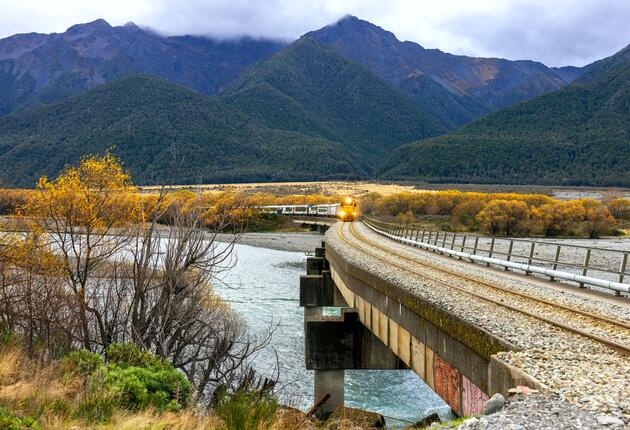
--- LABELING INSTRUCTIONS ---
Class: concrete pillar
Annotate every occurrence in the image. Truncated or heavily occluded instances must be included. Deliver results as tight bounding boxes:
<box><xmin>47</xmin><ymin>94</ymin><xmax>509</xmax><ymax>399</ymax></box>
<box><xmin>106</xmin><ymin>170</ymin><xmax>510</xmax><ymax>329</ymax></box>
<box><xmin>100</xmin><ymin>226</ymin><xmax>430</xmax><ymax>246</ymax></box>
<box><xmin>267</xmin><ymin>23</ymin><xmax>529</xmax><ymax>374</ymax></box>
<box><xmin>314</xmin><ymin>369</ymin><xmax>344</xmax><ymax>418</ymax></box>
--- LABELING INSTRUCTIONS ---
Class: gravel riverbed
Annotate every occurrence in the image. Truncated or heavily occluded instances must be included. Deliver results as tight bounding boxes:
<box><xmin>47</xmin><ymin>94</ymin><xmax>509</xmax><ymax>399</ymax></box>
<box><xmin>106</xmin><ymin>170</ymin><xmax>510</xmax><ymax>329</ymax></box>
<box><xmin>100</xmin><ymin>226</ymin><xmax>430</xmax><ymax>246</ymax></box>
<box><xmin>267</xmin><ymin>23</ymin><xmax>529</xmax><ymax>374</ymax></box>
<box><xmin>326</xmin><ymin>222</ymin><xmax>630</xmax><ymax>426</ymax></box>
<box><xmin>215</xmin><ymin>231</ymin><xmax>324</xmax><ymax>253</ymax></box>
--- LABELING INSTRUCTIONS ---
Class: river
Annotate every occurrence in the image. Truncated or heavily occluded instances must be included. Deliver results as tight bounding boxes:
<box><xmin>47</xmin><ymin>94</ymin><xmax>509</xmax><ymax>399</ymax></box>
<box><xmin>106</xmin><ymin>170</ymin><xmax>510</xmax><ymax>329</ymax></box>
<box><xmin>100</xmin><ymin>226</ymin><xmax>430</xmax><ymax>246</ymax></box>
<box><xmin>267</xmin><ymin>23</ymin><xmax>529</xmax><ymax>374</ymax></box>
<box><xmin>214</xmin><ymin>242</ymin><xmax>450</xmax><ymax>427</ymax></box>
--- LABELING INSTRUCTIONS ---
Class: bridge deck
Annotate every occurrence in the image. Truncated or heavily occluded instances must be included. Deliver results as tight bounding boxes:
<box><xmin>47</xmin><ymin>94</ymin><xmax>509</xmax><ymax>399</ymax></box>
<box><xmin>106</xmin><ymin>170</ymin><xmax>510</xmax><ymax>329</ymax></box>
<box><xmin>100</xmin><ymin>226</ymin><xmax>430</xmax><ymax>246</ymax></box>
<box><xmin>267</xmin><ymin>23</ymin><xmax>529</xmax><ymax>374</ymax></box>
<box><xmin>326</xmin><ymin>221</ymin><xmax>629</xmax><ymax>424</ymax></box>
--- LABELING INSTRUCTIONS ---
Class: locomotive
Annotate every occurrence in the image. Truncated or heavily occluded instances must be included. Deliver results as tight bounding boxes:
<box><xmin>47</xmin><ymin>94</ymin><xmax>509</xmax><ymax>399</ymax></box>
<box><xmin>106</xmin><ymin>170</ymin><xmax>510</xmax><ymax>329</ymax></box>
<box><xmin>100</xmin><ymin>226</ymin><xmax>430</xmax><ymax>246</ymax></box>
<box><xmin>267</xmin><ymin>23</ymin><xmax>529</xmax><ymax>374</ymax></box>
<box><xmin>338</xmin><ymin>197</ymin><xmax>358</xmax><ymax>222</ymax></box>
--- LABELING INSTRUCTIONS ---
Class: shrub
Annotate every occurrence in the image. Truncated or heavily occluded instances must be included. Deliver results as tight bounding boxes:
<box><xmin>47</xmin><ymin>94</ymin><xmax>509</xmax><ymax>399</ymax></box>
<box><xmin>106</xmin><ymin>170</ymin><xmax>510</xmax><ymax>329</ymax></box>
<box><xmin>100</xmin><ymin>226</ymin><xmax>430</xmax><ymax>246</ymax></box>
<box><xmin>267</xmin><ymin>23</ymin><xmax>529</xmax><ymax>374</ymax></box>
<box><xmin>532</xmin><ymin>201</ymin><xmax>585</xmax><ymax>237</ymax></box>
<box><xmin>0</xmin><ymin>406</ymin><xmax>41</xmax><ymax>430</ymax></box>
<box><xmin>450</xmin><ymin>200</ymin><xmax>485</xmax><ymax>226</ymax></box>
<box><xmin>101</xmin><ymin>364</ymin><xmax>191</xmax><ymax>411</ymax></box>
<box><xmin>62</xmin><ymin>350</ymin><xmax>104</xmax><ymax>376</ymax></box>
<box><xmin>215</xmin><ymin>390</ymin><xmax>278</xmax><ymax>430</ymax></box>
<box><xmin>102</xmin><ymin>343</ymin><xmax>192</xmax><ymax>412</ymax></box>
<box><xmin>579</xmin><ymin>199</ymin><xmax>615</xmax><ymax>238</ymax></box>
<box><xmin>105</xmin><ymin>343</ymin><xmax>163</xmax><ymax>369</ymax></box>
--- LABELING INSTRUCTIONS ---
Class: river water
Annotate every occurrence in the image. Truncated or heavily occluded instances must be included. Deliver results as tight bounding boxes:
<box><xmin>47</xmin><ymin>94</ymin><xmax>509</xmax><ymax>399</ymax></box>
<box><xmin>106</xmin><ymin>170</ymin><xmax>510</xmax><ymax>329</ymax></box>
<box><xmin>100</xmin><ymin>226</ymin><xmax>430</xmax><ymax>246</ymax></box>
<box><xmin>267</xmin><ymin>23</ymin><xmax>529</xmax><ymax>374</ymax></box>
<box><xmin>214</xmin><ymin>243</ymin><xmax>449</xmax><ymax>427</ymax></box>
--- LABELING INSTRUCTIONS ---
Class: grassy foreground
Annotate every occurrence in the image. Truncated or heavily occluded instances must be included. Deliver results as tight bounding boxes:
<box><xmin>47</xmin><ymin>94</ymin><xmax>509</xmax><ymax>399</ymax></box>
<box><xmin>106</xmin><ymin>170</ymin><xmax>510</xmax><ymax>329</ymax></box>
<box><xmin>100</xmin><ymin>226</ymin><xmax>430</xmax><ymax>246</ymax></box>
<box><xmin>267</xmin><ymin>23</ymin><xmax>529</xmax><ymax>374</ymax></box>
<box><xmin>0</xmin><ymin>342</ymin><xmax>384</xmax><ymax>430</ymax></box>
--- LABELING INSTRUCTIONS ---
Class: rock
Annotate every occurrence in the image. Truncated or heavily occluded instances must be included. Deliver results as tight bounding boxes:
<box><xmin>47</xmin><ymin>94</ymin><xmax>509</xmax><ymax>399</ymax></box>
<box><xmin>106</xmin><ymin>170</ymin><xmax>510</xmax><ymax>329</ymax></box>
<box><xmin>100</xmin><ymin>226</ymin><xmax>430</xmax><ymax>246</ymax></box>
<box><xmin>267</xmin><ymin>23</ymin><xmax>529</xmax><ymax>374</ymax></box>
<box><xmin>327</xmin><ymin>406</ymin><xmax>385</xmax><ymax>428</ymax></box>
<box><xmin>595</xmin><ymin>415</ymin><xmax>625</xmax><ymax>427</ymax></box>
<box><xmin>483</xmin><ymin>393</ymin><xmax>506</xmax><ymax>415</ymax></box>
<box><xmin>407</xmin><ymin>412</ymin><xmax>440</xmax><ymax>428</ymax></box>
<box><xmin>458</xmin><ymin>417</ymin><xmax>479</xmax><ymax>429</ymax></box>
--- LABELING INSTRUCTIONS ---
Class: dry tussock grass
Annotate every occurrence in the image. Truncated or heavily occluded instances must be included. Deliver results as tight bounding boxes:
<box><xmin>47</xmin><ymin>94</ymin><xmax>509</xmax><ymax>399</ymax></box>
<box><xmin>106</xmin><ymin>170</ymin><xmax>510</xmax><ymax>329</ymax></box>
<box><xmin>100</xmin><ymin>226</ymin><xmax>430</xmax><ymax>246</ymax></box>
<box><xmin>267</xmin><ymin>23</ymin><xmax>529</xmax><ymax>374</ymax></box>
<box><xmin>0</xmin><ymin>348</ymin><xmax>81</xmax><ymax>420</ymax></box>
<box><xmin>139</xmin><ymin>181</ymin><xmax>421</xmax><ymax>197</ymax></box>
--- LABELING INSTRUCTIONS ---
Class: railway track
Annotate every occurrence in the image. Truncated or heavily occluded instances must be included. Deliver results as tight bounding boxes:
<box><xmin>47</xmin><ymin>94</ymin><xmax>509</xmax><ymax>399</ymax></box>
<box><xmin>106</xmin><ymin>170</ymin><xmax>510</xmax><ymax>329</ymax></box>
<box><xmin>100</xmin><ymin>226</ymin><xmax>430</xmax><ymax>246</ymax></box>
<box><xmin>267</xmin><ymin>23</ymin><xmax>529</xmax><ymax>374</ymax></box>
<box><xmin>335</xmin><ymin>222</ymin><xmax>630</xmax><ymax>356</ymax></box>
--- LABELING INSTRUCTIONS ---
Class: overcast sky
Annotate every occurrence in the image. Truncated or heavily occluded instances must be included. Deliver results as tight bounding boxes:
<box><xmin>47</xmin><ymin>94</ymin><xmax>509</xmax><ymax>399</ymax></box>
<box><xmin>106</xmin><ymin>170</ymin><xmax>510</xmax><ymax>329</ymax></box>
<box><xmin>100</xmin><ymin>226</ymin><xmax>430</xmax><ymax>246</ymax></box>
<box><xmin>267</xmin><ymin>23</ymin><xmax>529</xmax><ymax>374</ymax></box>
<box><xmin>0</xmin><ymin>0</ymin><xmax>628</xmax><ymax>67</ymax></box>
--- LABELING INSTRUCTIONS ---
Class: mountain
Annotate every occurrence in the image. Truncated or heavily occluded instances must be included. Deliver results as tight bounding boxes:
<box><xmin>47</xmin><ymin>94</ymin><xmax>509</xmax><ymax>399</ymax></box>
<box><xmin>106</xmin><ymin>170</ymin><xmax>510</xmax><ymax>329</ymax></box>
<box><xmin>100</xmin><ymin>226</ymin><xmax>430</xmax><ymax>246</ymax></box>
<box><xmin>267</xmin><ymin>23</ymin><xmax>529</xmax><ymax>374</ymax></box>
<box><xmin>220</xmin><ymin>37</ymin><xmax>447</xmax><ymax>166</ymax></box>
<box><xmin>306</xmin><ymin>16</ymin><xmax>580</xmax><ymax>127</ymax></box>
<box><xmin>0</xmin><ymin>75</ymin><xmax>363</xmax><ymax>187</ymax></box>
<box><xmin>0</xmin><ymin>19</ymin><xmax>285</xmax><ymax>116</ymax></box>
<box><xmin>380</xmin><ymin>44</ymin><xmax>630</xmax><ymax>187</ymax></box>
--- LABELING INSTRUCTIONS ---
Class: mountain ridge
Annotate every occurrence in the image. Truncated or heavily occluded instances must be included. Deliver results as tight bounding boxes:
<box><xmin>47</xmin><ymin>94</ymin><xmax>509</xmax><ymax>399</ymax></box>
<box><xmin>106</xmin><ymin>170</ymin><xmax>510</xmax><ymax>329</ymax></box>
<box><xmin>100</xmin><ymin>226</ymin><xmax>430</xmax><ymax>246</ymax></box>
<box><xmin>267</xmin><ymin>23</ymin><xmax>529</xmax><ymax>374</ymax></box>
<box><xmin>379</xmin><ymin>43</ymin><xmax>630</xmax><ymax>187</ymax></box>
<box><xmin>0</xmin><ymin>19</ymin><xmax>286</xmax><ymax>115</ymax></box>
<box><xmin>220</xmin><ymin>36</ymin><xmax>448</xmax><ymax>166</ymax></box>
<box><xmin>305</xmin><ymin>15</ymin><xmax>581</xmax><ymax>126</ymax></box>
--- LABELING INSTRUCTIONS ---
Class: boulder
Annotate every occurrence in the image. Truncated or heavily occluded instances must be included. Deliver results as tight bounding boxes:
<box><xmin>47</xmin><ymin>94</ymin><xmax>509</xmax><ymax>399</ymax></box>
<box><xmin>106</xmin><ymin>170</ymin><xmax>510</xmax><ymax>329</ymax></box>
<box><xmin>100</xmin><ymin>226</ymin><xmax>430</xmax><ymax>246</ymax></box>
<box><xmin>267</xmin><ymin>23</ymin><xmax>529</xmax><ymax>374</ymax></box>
<box><xmin>595</xmin><ymin>415</ymin><xmax>625</xmax><ymax>427</ymax></box>
<box><xmin>483</xmin><ymin>393</ymin><xmax>506</xmax><ymax>415</ymax></box>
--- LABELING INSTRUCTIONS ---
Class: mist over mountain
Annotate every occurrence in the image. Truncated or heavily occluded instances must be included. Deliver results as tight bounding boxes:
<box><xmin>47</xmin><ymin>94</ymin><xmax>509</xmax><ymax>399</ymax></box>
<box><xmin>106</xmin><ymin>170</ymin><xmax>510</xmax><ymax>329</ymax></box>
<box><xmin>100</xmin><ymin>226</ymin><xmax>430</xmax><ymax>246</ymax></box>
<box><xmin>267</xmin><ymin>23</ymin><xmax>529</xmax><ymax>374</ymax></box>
<box><xmin>0</xmin><ymin>19</ymin><xmax>285</xmax><ymax>115</ymax></box>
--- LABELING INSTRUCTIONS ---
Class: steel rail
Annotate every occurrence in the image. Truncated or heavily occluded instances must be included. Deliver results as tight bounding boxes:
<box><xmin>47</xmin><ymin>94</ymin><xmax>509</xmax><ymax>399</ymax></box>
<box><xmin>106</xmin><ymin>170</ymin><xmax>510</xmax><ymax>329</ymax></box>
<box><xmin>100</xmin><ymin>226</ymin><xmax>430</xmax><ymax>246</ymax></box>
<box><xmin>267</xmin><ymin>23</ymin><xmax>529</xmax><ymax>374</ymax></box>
<box><xmin>335</xmin><ymin>223</ymin><xmax>630</xmax><ymax>356</ymax></box>
<box><xmin>362</xmin><ymin>218</ymin><xmax>630</xmax><ymax>295</ymax></box>
<box><xmin>353</xmin><ymin>222</ymin><xmax>630</xmax><ymax>330</ymax></box>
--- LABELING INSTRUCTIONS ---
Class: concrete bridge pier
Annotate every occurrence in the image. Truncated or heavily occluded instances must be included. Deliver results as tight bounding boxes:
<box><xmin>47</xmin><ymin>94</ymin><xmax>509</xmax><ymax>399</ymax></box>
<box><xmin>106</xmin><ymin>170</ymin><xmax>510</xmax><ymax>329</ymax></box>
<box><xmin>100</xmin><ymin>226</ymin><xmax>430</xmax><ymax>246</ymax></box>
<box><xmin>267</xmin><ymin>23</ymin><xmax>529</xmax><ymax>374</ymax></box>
<box><xmin>301</xmin><ymin>247</ymin><xmax>404</xmax><ymax>418</ymax></box>
<box><xmin>313</xmin><ymin>370</ymin><xmax>345</xmax><ymax>417</ymax></box>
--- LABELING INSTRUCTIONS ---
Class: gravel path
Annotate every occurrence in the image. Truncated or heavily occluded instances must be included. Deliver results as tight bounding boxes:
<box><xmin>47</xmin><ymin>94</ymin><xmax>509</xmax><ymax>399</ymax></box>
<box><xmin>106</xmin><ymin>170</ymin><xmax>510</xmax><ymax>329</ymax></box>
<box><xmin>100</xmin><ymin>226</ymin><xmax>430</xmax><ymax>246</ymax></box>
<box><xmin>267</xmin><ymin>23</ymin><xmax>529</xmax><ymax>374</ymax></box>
<box><xmin>326</xmin><ymin>222</ymin><xmax>630</xmax><ymax>425</ymax></box>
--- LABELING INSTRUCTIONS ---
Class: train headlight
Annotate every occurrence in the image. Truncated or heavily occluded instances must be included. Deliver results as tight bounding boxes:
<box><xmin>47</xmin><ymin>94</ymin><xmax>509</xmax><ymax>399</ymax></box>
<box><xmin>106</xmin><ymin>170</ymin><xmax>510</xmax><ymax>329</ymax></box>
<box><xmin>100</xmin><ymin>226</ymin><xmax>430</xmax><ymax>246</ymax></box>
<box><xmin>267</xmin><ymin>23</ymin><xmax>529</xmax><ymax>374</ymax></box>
<box><xmin>339</xmin><ymin>211</ymin><xmax>346</xmax><ymax>217</ymax></box>
<box><xmin>344</xmin><ymin>197</ymin><xmax>353</xmax><ymax>204</ymax></box>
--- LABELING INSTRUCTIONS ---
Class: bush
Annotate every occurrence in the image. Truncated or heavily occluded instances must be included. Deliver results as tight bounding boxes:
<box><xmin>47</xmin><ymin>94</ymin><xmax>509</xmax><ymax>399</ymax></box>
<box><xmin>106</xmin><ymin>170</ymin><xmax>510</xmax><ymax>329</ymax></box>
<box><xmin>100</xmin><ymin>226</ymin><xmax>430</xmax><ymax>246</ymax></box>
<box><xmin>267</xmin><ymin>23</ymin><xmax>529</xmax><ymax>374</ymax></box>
<box><xmin>0</xmin><ymin>406</ymin><xmax>41</xmax><ymax>430</ymax></box>
<box><xmin>451</xmin><ymin>200</ymin><xmax>485</xmax><ymax>226</ymax></box>
<box><xmin>579</xmin><ymin>199</ymin><xmax>615</xmax><ymax>238</ymax></box>
<box><xmin>102</xmin><ymin>343</ymin><xmax>192</xmax><ymax>412</ymax></box>
<box><xmin>105</xmin><ymin>343</ymin><xmax>163</xmax><ymax>369</ymax></box>
<box><xmin>476</xmin><ymin>200</ymin><xmax>531</xmax><ymax>236</ymax></box>
<box><xmin>71</xmin><ymin>343</ymin><xmax>192</xmax><ymax>422</ymax></box>
<box><xmin>215</xmin><ymin>390</ymin><xmax>278</xmax><ymax>430</ymax></box>
<box><xmin>532</xmin><ymin>201</ymin><xmax>584</xmax><ymax>237</ymax></box>
<box><xmin>101</xmin><ymin>364</ymin><xmax>191</xmax><ymax>411</ymax></box>
<box><xmin>62</xmin><ymin>350</ymin><xmax>103</xmax><ymax>376</ymax></box>
<box><xmin>608</xmin><ymin>198</ymin><xmax>630</xmax><ymax>220</ymax></box>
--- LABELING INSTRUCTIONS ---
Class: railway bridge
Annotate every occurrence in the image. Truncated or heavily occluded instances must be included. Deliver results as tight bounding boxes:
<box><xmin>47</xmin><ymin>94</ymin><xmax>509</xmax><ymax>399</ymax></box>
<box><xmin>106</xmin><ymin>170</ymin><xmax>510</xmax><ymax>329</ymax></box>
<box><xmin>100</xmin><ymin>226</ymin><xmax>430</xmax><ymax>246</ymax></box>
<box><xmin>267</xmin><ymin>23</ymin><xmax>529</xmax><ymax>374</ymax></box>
<box><xmin>298</xmin><ymin>217</ymin><xmax>630</xmax><ymax>423</ymax></box>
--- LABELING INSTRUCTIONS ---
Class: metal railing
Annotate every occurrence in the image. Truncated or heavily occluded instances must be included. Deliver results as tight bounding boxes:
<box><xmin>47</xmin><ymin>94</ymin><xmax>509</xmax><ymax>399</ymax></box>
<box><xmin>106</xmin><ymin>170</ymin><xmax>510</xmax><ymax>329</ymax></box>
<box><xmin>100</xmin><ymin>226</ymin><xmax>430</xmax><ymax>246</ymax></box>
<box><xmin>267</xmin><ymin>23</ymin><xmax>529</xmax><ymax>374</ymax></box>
<box><xmin>361</xmin><ymin>216</ymin><xmax>630</xmax><ymax>296</ymax></box>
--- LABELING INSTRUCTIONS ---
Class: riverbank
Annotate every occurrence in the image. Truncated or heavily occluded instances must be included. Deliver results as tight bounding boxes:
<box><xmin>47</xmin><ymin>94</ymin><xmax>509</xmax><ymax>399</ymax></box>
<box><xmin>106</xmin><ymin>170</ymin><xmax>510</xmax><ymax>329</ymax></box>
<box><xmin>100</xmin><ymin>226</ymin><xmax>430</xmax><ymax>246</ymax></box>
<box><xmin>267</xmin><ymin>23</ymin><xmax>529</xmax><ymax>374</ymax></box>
<box><xmin>217</xmin><ymin>231</ymin><xmax>324</xmax><ymax>253</ymax></box>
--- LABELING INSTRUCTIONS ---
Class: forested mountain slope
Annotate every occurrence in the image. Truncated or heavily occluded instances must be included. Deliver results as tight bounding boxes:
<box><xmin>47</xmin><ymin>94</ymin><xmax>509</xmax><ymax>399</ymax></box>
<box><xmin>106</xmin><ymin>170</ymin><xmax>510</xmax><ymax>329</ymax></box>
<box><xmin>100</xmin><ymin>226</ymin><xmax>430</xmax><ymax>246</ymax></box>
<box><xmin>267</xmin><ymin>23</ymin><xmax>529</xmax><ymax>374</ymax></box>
<box><xmin>0</xmin><ymin>76</ymin><xmax>362</xmax><ymax>187</ymax></box>
<box><xmin>380</xmin><ymin>44</ymin><xmax>630</xmax><ymax>187</ymax></box>
<box><xmin>221</xmin><ymin>37</ymin><xmax>447</xmax><ymax>166</ymax></box>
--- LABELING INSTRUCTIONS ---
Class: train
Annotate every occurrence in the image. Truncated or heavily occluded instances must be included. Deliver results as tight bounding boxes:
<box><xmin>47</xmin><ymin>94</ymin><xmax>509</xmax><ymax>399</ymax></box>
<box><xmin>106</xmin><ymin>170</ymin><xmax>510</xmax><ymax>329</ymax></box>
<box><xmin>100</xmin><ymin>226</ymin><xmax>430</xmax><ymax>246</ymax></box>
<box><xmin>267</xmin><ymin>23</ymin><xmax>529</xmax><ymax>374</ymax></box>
<box><xmin>259</xmin><ymin>197</ymin><xmax>358</xmax><ymax>222</ymax></box>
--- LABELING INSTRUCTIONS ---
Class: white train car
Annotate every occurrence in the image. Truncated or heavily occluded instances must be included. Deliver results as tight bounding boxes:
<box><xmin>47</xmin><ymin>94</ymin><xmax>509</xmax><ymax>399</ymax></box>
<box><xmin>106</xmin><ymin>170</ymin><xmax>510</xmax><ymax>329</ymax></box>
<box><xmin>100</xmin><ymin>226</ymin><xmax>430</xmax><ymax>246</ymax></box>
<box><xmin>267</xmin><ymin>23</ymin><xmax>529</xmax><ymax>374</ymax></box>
<box><xmin>258</xmin><ymin>203</ymin><xmax>340</xmax><ymax>217</ymax></box>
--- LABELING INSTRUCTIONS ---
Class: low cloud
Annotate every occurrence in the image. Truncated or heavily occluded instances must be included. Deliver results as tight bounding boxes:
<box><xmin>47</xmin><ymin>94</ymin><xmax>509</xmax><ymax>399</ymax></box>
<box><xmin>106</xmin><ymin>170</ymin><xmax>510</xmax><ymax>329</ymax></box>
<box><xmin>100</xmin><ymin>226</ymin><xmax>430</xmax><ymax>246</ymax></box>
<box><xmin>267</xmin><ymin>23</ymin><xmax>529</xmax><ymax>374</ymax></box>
<box><xmin>0</xmin><ymin>0</ymin><xmax>627</xmax><ymax>66</ymax></box>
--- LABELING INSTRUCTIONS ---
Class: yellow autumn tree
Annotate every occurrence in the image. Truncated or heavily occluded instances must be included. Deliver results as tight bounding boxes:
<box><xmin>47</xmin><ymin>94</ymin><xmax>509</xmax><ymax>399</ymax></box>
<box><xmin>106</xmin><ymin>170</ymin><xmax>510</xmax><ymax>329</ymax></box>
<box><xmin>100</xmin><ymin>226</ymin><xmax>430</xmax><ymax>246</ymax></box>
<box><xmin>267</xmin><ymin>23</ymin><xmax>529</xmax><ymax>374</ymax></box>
<box><xmin>532</xmin><ymin>201</ymin><xmax>585</xmax><ymax>237</ymax></box>
<box><xmin>578</xmin><ymin>199</ymin><xmax>615</xmax><ymax>238</ymax></box>
<box><xmin>476</xmin><ymin>199</ymin><xmax>531</xmax><ymax>236</ymax></box>
<box><xmin>19</xmin><ymin>153</ymin><xmax>142</xmax><ymax>349</ymax></box>
<box><xmin>607</xmin><ymin>198</ymin><xmax>630</xmax><ymax>220</ymax></box>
